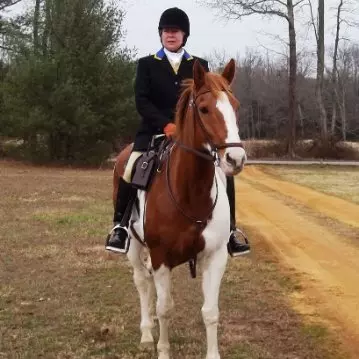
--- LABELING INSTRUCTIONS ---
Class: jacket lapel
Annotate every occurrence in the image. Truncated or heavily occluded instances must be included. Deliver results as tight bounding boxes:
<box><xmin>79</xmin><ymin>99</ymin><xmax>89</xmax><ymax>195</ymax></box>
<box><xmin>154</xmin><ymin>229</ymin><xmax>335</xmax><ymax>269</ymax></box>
<box><xmin>154</xmin><ymin>48</ymin><xmax>194</xmax><ymax>77</ymax></box>
<box><xmin>177</xmin><ymin>50</ymin><xmax>194</xmax><ymax>77</ymax></box>
<box><xmin>154</xmin><ymin>48</ymin><xmax>177</xmax><ymax>77</ymax></box>
<box><xmin>162</xmin><ymin>56</ymin><xmax>178</xmax><ymax>77</ymax></box>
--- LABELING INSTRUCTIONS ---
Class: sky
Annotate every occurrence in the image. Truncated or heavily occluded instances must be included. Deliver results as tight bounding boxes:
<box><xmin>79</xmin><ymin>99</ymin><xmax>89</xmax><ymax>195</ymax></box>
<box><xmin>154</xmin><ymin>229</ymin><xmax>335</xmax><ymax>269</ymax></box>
<box><xmin>7</xmin><ymin>0</ymin><xmax>359</xmax><ymax>64</ymax></box>
<box><xmin>121</xmin><ymin>0</ymin><xmax>359</xmax><ymax>62</ymax></box>
<box><xmin>122</xmin><ymin>0</ymin><xmax>288</xmax><ymax>59</ymax></box>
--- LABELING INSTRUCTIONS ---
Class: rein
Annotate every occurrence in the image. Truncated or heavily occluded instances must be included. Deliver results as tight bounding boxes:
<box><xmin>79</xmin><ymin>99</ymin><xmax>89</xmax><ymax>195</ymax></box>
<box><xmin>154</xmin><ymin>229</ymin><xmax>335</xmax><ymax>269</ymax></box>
<box><xmin>166</xmin><ymin>144</ymin><xmax>218</xmax><ymax>228</ymax></box>
<box><xmin>165</xmin><ymin>88</ymin><xmax>242</xmax><ymax>227</ymax></box>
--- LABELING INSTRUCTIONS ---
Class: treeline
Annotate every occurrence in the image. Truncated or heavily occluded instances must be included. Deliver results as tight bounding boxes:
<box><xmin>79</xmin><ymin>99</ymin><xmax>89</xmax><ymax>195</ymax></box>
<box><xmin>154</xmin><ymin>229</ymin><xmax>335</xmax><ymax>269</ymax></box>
<box><xmin>0</xmin><ymin>0</ymin><xmax>137</xmax><ymax>164</ymax></box>
<box><xmin>0</xmin><ymin>1</ymin><xmax>358</xmax><ymax>164</ymax></box>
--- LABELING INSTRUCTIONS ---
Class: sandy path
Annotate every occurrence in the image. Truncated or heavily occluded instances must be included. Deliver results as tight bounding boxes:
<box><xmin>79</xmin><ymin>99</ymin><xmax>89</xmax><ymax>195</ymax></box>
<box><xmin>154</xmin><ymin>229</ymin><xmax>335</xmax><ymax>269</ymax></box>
<box><xmin>236</xmin><ymin>167</ymin><xmax>359</xmax><ymax>356</ymax></box>
<box><xmin>241</xmin><ymin>166</ymin><xmax>359</xmax><ymax>228</ymax></box>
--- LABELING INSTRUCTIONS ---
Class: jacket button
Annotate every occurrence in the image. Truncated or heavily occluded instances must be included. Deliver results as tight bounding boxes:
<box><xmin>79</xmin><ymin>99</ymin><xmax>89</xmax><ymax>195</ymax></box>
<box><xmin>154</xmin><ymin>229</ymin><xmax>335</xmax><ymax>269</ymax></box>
<box><xmin>175</xmin><ymin>81</ymin><xmax>178</xmax><ymax>85</ymax></box>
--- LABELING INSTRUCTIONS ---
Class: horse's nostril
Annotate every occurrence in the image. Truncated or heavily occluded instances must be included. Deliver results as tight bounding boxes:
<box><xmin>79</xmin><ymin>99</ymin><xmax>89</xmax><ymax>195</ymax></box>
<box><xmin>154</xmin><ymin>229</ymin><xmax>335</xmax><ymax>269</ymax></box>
<box><xmin>226</xmin><ymin>153</ymin><xmax>237</xmax><ymax>167</ymax></box>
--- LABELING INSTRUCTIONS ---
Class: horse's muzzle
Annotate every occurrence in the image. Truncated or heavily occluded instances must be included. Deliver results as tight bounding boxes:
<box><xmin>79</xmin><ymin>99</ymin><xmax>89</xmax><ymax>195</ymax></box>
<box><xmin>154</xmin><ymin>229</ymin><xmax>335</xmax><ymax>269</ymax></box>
<box><xmin>221</xmin><ymin>147</ymin><xmax>246</xmax><ymax>175</ymax></box>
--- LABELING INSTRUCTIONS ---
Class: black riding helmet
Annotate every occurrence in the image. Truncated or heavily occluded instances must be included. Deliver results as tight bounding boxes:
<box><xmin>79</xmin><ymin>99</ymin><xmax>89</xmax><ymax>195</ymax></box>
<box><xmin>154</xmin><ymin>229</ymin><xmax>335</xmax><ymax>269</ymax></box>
<box><xmin>158</xmin><ymin>7</ymin><xmax>190</xmax><ymax>46</ymax></box>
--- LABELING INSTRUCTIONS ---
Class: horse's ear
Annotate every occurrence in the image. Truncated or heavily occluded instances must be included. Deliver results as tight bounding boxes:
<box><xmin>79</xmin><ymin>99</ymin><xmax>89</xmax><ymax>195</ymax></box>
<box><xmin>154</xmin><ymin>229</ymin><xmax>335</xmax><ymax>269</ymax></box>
<box><xmin>193</xmin><ymin>59</ymin><xmax>206</xmax><ymax>91</ymax></box>
<box><xmin>222</xmin><ymin>58</ymin><xmax>236</xmax><ymax>84</ymax></box>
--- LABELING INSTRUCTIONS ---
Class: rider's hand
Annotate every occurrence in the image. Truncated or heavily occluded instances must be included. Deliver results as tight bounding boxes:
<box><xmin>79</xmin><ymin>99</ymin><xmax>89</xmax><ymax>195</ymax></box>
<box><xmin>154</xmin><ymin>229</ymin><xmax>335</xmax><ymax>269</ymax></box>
<box><xmin>164</xmin><ymin>123</ymin><xmax>176</xmax><ymax>138</ymax></box>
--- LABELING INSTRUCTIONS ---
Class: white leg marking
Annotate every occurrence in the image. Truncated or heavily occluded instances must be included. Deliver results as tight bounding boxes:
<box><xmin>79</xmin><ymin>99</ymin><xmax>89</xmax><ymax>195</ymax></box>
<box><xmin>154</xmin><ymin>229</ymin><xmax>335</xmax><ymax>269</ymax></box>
<box><xmin>127</xmin><ymin>239</ymin><xmax>155</xmax><ymax>345</ymax></box>
<box><xmin>201</xmin><ymin>244</ymin><xmax>228</xmax><ymax>359</ymax></box>
<box><xmin>153</xmin><ymin>265</ymin><xmax>173</xmax><ymax>359</ymax></box>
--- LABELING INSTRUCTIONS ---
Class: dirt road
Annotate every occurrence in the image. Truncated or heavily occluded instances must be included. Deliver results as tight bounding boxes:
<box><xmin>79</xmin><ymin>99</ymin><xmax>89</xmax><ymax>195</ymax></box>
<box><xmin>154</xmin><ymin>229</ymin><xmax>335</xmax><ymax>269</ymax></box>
<box><xmin>236</xmin><ymin>166</ymin><xmax>359</xmax><ymax>357</ymax></box>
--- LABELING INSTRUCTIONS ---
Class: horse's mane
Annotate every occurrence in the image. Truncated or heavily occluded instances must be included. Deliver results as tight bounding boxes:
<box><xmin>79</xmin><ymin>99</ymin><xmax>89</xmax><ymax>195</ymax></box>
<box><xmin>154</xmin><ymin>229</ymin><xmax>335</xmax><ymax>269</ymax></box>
<box><xmin>174</xmin><ymin>72</ymin><xmax>236</xmax><ymax>146</ymax></box>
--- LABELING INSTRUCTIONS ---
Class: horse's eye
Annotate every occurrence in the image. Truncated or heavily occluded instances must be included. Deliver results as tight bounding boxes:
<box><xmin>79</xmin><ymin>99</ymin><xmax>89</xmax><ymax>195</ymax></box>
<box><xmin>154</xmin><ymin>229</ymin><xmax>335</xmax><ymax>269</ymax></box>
<box><xmin>199</xmin><ymin>107</ymin><xmax>208</xmax><ymax>114</ymax></box>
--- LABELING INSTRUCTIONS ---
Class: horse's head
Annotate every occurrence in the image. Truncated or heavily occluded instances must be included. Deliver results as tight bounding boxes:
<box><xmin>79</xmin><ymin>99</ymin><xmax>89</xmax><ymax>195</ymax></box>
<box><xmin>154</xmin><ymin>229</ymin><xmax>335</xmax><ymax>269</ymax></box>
<box><xmin>176</xmin><ymin>59</ymin><xmax>246</xmax><ymax>176</ymax></box>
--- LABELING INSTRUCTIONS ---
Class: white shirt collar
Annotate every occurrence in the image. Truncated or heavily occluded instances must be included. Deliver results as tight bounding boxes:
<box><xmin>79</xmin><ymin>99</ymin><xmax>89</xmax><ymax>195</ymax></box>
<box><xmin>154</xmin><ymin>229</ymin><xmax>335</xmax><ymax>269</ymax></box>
<box><xmin>164</xmin><ymin>47</ymin><xmax>184</xmax><ymax>64</ymax></box>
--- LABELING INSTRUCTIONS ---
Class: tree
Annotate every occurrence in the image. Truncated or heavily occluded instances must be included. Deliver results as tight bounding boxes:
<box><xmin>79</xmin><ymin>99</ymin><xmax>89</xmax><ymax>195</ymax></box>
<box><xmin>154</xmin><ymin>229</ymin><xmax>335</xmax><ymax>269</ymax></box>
<box><xmin>33</xmin><ymin>0</ymin><xmax>41</xmax><ymax>53</ymax></box>
<box><xmin>308</xmin><ymin>0</ymin><xmax>328</xmax><ymax>143</ymax></box>
<box><xmin>329</xmin><ymin>0</ymin><xmax>358</xmax><ymax>140</ymax></box>
<box><xmin>0</xmin><ymin>0</ymin><xmax>138</xmax><ymax>164</ymax></box>
<box><xmin>200</xmin><ymin>0</ymin><xmax>305</xmax><ymax>157</ymax></box>
<box><xmin>0</xmin><ymin>0</ymin><xmax>25</xmax><ymax>52</ymax></box>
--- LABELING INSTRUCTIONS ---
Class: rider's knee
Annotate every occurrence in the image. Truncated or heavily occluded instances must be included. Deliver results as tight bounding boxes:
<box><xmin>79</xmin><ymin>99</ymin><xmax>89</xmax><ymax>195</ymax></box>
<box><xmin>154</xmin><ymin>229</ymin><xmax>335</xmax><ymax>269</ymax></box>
<box><xmin>123</xmin><ymin>151</ymin><xmax>144</xmax><ymax>183</ymax></box>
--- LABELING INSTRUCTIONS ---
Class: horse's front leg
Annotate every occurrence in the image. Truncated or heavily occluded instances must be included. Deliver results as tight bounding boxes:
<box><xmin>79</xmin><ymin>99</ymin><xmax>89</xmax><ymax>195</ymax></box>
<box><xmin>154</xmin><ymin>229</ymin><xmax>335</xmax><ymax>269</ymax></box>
<box><xmin>153</xmin><ymin>264</ymin><xmax>174</xmax><ymax>359</ymax></box>
<box><xmin>201</xmin><ymin>244</ymin><xmax>228</xmax><ymax>359</ymax></box>
<box><xmin>127</xmin><ymin>239</ymin><xmax>155</xmax><ymax>347</ymax></box>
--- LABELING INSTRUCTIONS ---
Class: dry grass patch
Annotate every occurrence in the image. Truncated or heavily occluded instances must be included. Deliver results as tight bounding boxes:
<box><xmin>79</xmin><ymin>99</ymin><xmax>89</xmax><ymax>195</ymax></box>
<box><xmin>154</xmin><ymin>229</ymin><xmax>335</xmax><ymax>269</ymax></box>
<box><xmin>261</xmin><ymin>165</ymin><xmax>359</xmax><ymax>204</ymax></box>
<box><xmin>0</xmin><ymin>161</ymin><xmax>347</xmax><ymax>359</ymax></box>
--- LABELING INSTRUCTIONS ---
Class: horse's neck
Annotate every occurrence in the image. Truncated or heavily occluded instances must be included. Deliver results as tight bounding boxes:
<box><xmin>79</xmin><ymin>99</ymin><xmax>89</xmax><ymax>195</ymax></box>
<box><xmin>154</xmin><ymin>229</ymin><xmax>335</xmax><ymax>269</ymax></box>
<box><xmin>171</xmin><ymin>145</ymin><xmax>215</xmax><ymax>203</ymax></box>
<box><xmin>171</xmin><ymin>101</ymin><xmax>216</xmax><ymax>203</ymax></box>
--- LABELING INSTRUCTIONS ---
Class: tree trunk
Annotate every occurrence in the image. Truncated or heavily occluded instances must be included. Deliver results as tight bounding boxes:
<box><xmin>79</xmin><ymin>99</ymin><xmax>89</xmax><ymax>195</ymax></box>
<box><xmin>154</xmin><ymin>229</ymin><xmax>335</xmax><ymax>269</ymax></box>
<box><xmin>33</xmin><ymin>0</ymin><xmax>41</xmax><ymax>54</ymax></box>
<box><xmin>287</xmin><ymin>0</ymin><xmax>297</xmax><ymax>157</ymax></box>
<box><xmin>331</xmin><ymin>0</ymin><xmax>343</xmax><ymax>135</ymax></box>
<box><xmin>42</xmin><ymin>0</ymin><xmax>51</xmax><ymax>57</ymax></box>
<box><xmin>249</xmin><ymin>106</ymin><xmax>255</xmax><ymax>138</ymax></box>
<box><xmin>339</xmin><ymin>87</ymin><xmax>347</xmax><ymax>141</ymax></box>
<box><xmin>298</xmin><ymin>103</ymin><xmax>305</xmax><ymax>138</ymax></box>
<box><xmin>316</xmin><ymin>0</ymin><xmax>328</xmax><ymax>143</ymax></box>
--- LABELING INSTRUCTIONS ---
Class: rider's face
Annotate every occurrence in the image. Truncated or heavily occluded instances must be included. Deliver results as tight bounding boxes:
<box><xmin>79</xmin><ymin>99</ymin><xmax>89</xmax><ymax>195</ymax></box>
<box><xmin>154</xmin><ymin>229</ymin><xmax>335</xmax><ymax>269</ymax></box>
<box><xmin>161</xmin><ymin>28</ymin><xmax>185</xmax><ymax>52</ymax></box>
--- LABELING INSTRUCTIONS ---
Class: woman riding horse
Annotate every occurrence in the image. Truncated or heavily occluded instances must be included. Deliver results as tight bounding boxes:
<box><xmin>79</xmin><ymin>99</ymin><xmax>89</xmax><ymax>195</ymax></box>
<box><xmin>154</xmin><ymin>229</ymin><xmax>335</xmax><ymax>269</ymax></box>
<box><xmin>105</xmin><ymin>7</ymin><xmax>250</xmax><ymax>256</ymax></box>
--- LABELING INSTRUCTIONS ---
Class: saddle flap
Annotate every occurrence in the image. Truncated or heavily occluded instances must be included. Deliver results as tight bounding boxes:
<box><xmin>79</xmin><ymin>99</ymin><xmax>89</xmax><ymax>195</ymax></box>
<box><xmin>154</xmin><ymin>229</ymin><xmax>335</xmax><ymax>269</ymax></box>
<box><xmin>131</xmin><ymin>136</ymin><xmax>173</xmax><ymax>191</ymax></box>
<box><xmin>131</xmin><ymin>151</ymin><xmax>158</xmax><ymax>190</ymax></box>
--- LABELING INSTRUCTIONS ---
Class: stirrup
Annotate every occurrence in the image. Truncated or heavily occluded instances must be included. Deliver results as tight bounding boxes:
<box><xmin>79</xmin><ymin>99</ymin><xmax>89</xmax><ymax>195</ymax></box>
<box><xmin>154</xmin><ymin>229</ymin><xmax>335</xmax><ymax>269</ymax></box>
<box><xmin>231</xmin><ymin>228</ymin><xmax>249</xmax><ymax>244</ymax></box>
<box><xmin>105</xmin><ymin>224</ymin><xmax>130</xmax><ymax>254</ymax></box>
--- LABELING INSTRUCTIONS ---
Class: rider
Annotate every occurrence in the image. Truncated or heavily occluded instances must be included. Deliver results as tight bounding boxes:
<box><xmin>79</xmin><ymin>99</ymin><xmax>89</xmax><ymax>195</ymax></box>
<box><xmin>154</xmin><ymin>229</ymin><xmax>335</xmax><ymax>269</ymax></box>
<box><xmin>105</xmin><ymin>7</ymin><xmax>250</xmax><ymax>256</ymax></box>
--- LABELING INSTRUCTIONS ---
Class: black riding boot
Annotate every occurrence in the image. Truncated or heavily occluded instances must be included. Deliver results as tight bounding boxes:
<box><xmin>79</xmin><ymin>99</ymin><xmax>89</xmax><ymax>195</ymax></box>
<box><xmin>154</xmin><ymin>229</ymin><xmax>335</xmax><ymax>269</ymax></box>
<box><xmin>105</xmin><ymin>177</ymin><xmax>137</xmax><ymax>254</ymax></box>
<box><xmin>226</xmin><ymin>176</ymin><xmax>251</xmax><ymax>257</ymax></box>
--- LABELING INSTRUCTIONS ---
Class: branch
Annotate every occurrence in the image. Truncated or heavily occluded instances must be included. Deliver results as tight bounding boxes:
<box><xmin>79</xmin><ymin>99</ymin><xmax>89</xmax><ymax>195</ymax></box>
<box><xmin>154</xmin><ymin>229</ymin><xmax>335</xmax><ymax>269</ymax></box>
<box><xmin>0</xmin><ymin>0</ymin><xmax>23</xmax><ymax>12</ymax></box>
<box><xmin>0</xmin><ymin>43</ymin><xmax>14</xmax><ymax>51</ymax></box>
<box><xmin>294</xmin><ymin>0</ymin><xmax>306</xmax><ymax>7</ymax></box>
<box><xmin>257</xmin><ymin>30</ymin><xmax>289</xmax><ymax>58</ymax></box>
<box><xmin>273</xmin><ymin>0</ymin><xmax>287</xmax><ymax>6</ymax></box>
<box><xmin>200</xmin><ymin>0</ymin><xmax>289</xmax><ymax>21</ymax></box>
<box><xmin>308</xmin><ymin>0</ymin><xmax>318</xmax><ymax>43</ymax></box>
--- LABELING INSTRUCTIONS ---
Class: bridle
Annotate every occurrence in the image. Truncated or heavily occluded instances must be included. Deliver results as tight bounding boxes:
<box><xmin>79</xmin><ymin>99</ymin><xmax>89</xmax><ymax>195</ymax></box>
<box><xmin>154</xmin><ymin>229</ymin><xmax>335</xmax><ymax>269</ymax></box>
<box><xmin>174</xmin><ymin>89</ymin><xmax>243</xmax><ymax>165</ymax></box>
<box><xmin>165</xmin><ymin>87</ymin><xmax>244</xmax><ymax>227</ymax></box>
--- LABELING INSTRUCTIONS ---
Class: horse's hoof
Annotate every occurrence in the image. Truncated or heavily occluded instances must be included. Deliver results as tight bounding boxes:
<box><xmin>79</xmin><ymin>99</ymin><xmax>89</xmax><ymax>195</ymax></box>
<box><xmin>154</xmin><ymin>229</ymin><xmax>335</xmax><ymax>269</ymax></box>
<box><xmin>139</xmin><ymin>341</ymin><xmax>155</xmax><ymax>352</ymax></box>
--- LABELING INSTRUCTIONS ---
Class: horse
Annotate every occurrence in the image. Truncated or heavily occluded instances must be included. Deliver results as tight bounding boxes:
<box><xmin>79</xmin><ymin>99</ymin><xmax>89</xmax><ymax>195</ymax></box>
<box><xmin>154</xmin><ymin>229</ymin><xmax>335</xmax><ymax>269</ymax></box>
<box><xmin>112</xmin><ymin>59</ymin><xmax>246</xmax><ymax>359</ymax></box>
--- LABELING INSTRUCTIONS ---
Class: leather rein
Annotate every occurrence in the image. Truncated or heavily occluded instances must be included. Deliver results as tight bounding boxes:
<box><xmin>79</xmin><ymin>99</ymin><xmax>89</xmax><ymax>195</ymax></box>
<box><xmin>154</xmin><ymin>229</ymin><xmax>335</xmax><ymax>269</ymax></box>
<box><xmin>165</xmin><ymin>88</ymin><xmax>243</xmax><ymax>227</ymax></box>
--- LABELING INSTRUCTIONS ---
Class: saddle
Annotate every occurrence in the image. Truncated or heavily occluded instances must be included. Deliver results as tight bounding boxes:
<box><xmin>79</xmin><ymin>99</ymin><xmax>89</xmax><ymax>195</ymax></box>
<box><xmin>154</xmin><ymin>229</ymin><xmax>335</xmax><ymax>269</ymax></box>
<box><xmin>131</xmin><ymin>135</ymin><xmax>172</xmax><ymax>191</ymax></box>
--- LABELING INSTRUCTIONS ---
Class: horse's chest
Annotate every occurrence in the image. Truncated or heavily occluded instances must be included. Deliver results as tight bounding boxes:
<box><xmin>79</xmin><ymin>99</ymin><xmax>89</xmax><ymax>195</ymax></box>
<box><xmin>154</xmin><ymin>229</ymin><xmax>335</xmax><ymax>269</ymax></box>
<box><xmin>201</xmin><ymin>182</ymin><xmax>231</xmax><ymax>253</ymax></box>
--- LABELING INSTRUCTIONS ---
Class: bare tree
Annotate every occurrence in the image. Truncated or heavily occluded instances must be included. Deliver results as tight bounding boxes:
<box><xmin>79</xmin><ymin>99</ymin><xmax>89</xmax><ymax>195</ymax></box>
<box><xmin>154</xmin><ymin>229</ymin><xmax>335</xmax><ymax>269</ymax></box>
<box><xmin>203</xmin><ymin>48</ymin><xmax>231</xmax><ymax>71</ymax></box>
<box><xmin>330</xmin><ymin>0</ymin><xmax>344</xmax><ymax>135</ymax></box>
<box><xmin>200</xmin><ymin>0</ymin><xmax>305</xmax><ymax>157</ymax></box>
<box><xmin>33</xmin><ymin>0</ymin><xmax>41</xmax><ymax>53</ymax></box>
<box><xmin>329</xmin><ymin>0</ymin><xmax>358</xmax><ymax>140</ymax></box>
<box><xmin>308</xmin><ymin>0</ymin><xmax>328</xmax><ymax>143</ymax></box>
<box><xmin>336</xmin><ymin>46</ymin><xmax>351</xmax><ymax>140</ymax></box>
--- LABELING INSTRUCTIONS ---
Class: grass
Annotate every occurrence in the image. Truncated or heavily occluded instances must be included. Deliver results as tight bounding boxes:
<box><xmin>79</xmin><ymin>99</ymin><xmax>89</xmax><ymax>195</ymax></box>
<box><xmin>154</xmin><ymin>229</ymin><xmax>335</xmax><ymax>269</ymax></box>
<box><xmin>0</xmin><ymin>160</ymin><xmax>347</xmax><ymax>359</ymax></box>
<box><xmin>261</xmin><ymin>165</ymin><xmax>359</xmax><ymax>204</ymax></box>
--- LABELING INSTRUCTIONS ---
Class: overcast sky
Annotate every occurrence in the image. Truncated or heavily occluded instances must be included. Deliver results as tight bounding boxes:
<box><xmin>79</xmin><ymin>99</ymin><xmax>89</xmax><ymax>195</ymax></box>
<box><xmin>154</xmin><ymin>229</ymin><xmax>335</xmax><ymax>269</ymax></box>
<box><xmin>8</xmin><ymin>0</ymin><xmax>359</xmax><ymax>63</ymax></box>
<box><xmin>122</xmin><ymin>0</ymin><xmax>288</xmax><ymax>59</ymax></box>
<box><xmin>122</xmin><ymin>0</ymin><xmax>359</xmax><ymax>61</ymax></box>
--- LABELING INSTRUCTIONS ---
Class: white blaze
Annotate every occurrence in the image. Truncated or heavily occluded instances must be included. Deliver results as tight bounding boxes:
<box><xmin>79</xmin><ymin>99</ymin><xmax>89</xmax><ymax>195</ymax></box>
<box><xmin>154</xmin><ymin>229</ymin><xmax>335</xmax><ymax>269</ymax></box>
<box><xmin>216</xmin><ymin>92</ymin><xmax>246</xmax><ymax>173</ymax></box>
